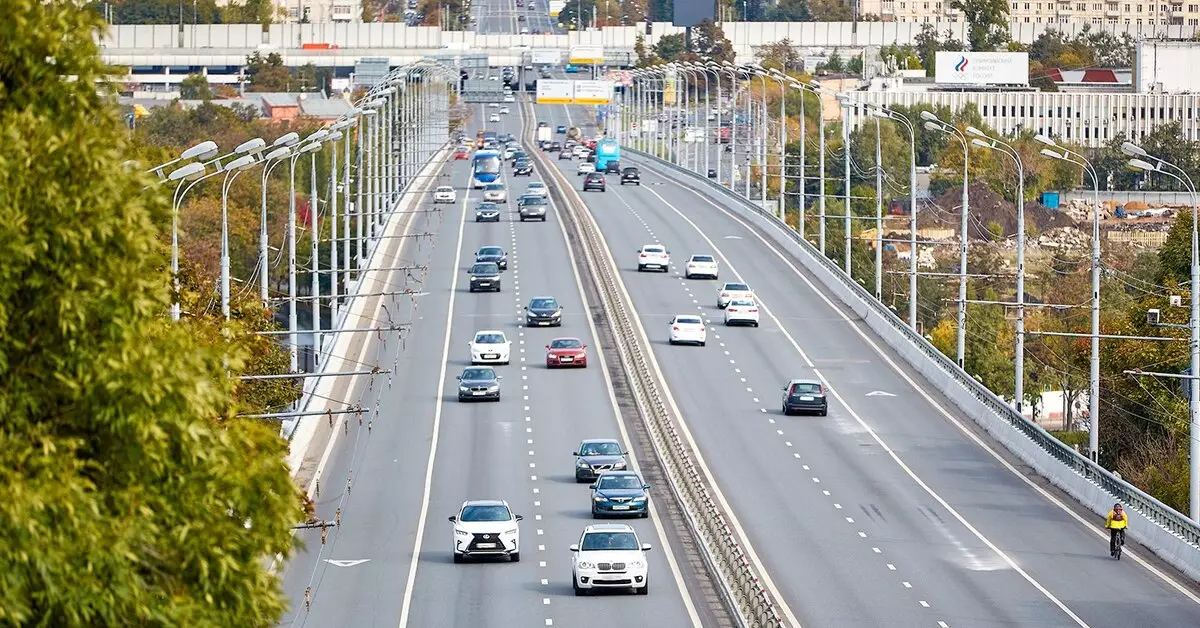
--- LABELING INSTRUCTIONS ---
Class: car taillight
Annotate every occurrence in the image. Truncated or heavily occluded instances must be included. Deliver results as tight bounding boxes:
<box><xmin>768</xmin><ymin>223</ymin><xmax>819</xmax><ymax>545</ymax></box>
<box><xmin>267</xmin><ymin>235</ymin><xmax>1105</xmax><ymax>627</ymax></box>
<box><xmin>640</xmin><ymin>253</ymin><xmax>647</xmax><ymax>257</ymax></box>
<box><xmin>749</xmin><ymin>308</ymin><xmax>758</xmax><ymax>313</ymax></box>
<box><xmin>727</xmin><ymin>308</ymin><xmax>737</xmax><ymax>312</ymax></box>
<box><xmin>720</xmin><ymin>292</ymin><xmax>729</xmax><ymax>298</ymax></box>
<box><xmin>672</xmin><ymin>326</ymin><xmax>679</xmax><ymax>331</ymax></box>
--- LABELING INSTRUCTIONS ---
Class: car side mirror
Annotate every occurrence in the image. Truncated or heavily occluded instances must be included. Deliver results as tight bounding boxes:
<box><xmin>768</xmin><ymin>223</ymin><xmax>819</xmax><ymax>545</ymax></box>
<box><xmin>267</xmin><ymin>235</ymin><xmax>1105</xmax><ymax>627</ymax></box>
<box><xmin>588</xmin><ymin>483</ymin><xmax>598</xmax><ymax>489</ymax></box>
<box><xmin>456</xmin><ymin>375</ymin><xmax>462</xmax><ymax>380</ymax></box>
<box><xmin>515</xmin><ymin>515</ymin><xmax>524</xmax><ymax>521</ymax></box>
<box><xmin>641</xmin><ymin>543</ymin><xmax>653</xmax><ymax>552</ymax></box>
<box><xmin>448</xmin><ymin>515</ymin><xmax>457</xmax><ymax>522</ymax></box>
<box><xmin>524</xmin><ymin>306</ymin><xmax>528</xmax><ymax>310</ymax></box>
<box><xmin>569</xmin><ymin>544</ymin><xmax>580</xmax><ymax>552</ymax></box>
<box><xmin>496</xmin><ymin>375</ymin><xmax>504</xmax><ymax>379</ymax></box>
<box><xmin>546</xmin><ymin>345</ymin><xmax>552</xmax><ymax>350</ymax></box>
<box><xmin>643</xmin><ymin>484</ymin><xmax>651</xmax><ymax>490</ymax></box>
<box><xmin>572</xmin><ymin>451</ymin><xmax>579</xmax><ymax>456</ymax></box>
<box><xmin>582</xmin><ymin>344</ymin><xmax>588</xmax><ymax>349</ymax></box>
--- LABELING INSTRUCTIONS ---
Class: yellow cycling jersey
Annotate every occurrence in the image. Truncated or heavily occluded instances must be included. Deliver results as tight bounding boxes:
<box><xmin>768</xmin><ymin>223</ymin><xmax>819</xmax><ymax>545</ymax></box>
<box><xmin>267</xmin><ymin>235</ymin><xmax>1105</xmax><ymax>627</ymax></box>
<box><xmin>1106</xmin><ymin>510</ymin><xmax>1129</xmax><ymax>529</ymax></box>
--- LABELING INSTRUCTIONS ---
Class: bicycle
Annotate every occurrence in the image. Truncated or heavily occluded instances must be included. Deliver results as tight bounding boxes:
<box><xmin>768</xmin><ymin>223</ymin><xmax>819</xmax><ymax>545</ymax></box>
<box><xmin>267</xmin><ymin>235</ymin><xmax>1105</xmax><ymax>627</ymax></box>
<box><xmin>1110</xmin><ymin>528</ymin><xmax>1126</xmax><ymax>560</ymax></box>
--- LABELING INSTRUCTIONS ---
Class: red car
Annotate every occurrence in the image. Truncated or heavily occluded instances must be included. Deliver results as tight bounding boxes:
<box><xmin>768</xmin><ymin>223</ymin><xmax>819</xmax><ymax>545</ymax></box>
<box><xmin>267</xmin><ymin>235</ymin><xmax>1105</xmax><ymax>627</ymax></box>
<box><xmin>454</xmin><ymin>148</ymin><xmax>470</xmax><ymax>160</ymax></box>
<box><xmin>545</xmin><ymin>337</ymin><xmax>587</xmax><ymax>368</ymax></box>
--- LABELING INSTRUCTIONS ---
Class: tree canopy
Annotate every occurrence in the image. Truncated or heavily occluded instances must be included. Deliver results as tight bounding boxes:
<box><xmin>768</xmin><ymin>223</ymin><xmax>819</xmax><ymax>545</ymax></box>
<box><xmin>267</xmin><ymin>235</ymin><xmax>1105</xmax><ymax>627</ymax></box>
<box><xmin>0</xmin><ymin>2</ymin><xmax>300</xmax><ymax>624</ymax></box>
<box><xmin>950</xmin><ymin>0</ymin><xmax>1010</xmax><ymax>51</ymax></box>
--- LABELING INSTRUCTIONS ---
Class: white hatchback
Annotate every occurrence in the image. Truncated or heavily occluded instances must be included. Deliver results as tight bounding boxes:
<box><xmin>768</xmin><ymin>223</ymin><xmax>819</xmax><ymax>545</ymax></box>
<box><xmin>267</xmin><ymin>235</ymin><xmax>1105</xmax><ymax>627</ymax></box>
<box><xmin>470</xmin><ymin>330</ymin><xmax>512</xmax><ymax>364</ymax></box>
<box><xmin>577</xmin><ymin>162</ymin><xmax>595</xmax><ymax>175</ymax></box>
<box><xmin>433</xmin><ymin>185</ymin><xmax>457</xmax><ymax>204</ymax></box>
<box><xmin>636</xmin><ymin>244</ymin><xmax>670</xmax><ymax>272</ymax></box>
<box><xmin>668</xmin><ymin>314</ymin><xmax>706</xmax><ymax>346</ymax></box>
<box><xmin>525</xmin><ymin>181</ymin><xmax>548</xmax><ymax>198</ymax></box>
<box><xmin>483</xmin><ymin>183</ymin><xmax>508</xmax><ymax>203</ymax></box>
<box><xmin>684</xmin><ymin>254</ymin><xmax>719</xmax><ymax>279</ymax></box>
<box><xmin>489</xmin><ymin>113</ymin><xmax>500</xmax><ymax>122</ymax></box>
<box><xmin>723</xmin><ymin>298</ymin><xmax>760</xmax><ymax>327</ymax></box>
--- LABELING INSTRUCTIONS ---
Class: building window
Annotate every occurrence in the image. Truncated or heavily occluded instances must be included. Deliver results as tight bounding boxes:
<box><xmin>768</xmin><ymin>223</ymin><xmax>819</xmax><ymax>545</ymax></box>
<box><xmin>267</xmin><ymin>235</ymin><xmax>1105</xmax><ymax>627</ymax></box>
<box><xmin>1190</xmin><ymin>18</ymin><xmax>1199</xmax><ymax>24</ymax></box>
<box><xmin>1125</xmin><ymin>3</ymin><xmax>1131</xmax><ymax>9</ymax></box>
<box><xmin>1189</xmin><ymin>4</ymin><xmax>1197</xmax><ymax>12</ymax></box>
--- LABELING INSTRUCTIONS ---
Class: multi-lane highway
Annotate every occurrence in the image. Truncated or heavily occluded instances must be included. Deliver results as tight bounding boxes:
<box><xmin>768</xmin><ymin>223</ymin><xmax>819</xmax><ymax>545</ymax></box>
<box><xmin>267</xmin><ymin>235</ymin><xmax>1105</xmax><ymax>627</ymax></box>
<box><xmin>280</xmin><ymin>93</ymin><xmax>713</xmax><ymax>626</ymax></box>
<box><xmin>472</xmin><ymin>0</ymin><xmax>559</xmax><ymax>35</ymax></box>
<box><xmin>531</xmin><ymin>94</ymin><xmax>1200</xmax><ymax>626</ymax></box>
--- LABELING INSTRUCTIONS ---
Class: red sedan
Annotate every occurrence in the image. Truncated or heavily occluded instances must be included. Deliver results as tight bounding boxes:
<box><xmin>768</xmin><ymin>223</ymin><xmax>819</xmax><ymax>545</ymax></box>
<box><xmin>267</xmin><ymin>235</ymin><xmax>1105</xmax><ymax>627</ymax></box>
<box><xmin>454</xmin><ymin>148</ymin><xmax>470</xmax><ymax>160</ymax></box>
<box><xmin>545</xmin><ymin>337</ymin><xmax>587</xmax><ymax>368</ymax></box>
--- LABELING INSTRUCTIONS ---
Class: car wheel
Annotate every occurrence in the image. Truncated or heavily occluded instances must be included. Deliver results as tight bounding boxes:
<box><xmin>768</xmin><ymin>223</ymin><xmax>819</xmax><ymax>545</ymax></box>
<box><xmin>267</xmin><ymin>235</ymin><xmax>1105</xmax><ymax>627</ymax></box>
<box><xmin>700</xmin><ymin>341</ymin><xmax>706</xmax><ymax>347</ymax></box>
<box><xmin>503</xmin><ymin>359</ymin><xmax>510</xmax><ymax>365</ymax></box>
<box><xmin>754</xmin><ymin>322</ymin><xmax>760</xmax><ymax>327</ymax></box>
<box><xmin>591</xmin><ymin>507</ymin><xmax>600</xmax><ymax>518</ymax></box>
<box><xmin>668</xmin><ymin>339</ymin><xmax>676</xmax><ymax>345</ymax></box>
<box><xmin>638</xmin><ymin>577</ymin><xmax>649</xmax><ymax>595</ymax></box>
<box><xmin>637</xmin><ymin>182</ymin><xmax>642</xmax><ymax>186</ymax></box>
<box><xmin>540</xmin><ymin>216</ymin><xmax>546</xmax><ymax>222</ymax></box>
<box><xmin>819</xmin><ymin>409</ymin><xmax>828</xmax><ymax>417</ymax></box>
<box><xmin>573</xmin><ymin>573</ymin><xmax>586</xmax><ymax>596</ymax></box>
<box><xmin>684</xmin><ymin>272</ymin><xmax>691</xmax><ymax>279</ymax></box>
<box><xmin>781</xmin><ymin>404</ymin><xmax>789</xmax><ymax>416</ymax></box>
<box><xmin>511</xmin><ymin>552</ymin><xmax>520</xmax><ymax>562</ymax></box>
<box><xmin>637</xmin><ymin>265</ymin><xmax>644</xmax><ymax>272</ymax></box>
<box><xmin>453</xmin><ymin>553</ymin><xmax>464</xmax><ymax>564</ymax></box>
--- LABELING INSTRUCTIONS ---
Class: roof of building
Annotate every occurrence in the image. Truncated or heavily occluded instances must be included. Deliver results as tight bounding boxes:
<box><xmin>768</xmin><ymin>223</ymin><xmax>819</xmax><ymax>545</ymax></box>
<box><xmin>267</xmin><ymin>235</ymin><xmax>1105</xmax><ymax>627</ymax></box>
<box><xmin>299</xmin><ymin>98</ymin><xmax>352</xmax><ymax>118</ymax></box>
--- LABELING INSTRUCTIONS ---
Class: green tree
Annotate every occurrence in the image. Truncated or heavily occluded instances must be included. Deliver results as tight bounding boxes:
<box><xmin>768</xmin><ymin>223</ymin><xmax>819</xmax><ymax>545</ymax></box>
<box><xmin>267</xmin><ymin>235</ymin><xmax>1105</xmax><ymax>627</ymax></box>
<box><xmin>1158</xmin><ymin>209</ymin><xmax>1195</xmax><ymax>285</ymax></box>
<box><xmin>755</xmin><ymin>38</ymin><xmax>802</xmax><ymax>71</ymax></box>
<box><xmin>691</xmin><ymin>19</ymin><xmax>734</xmax><ymax>63</ymax></box>
<box><xmin>97</xmin><ymin>0</ymin><xmax>224</xmax><ymax>24</ymax></box>
<box><xmin>653</xmin><ymin>33</ymin><xmax>689</xmax><ymax>62</ymax></box>
<box><xmin>819</xmin><ymin>49</ymin><xmax>845</xmax><ymax>74</ymax></box>
<box><xmin>648</xmin><ymin>0</ymin><xmax>671</xmax><ymax>20</ymax></box>
<box><xmin>559</xmin><ymin>0</ymin><xmax>595</xmax><ymax>28</ymax></box>
<box><xmin>807</xmin><ymin>0</ymin><xmax>854</xmax><ymax>20</ymax></box>
<box><xmin>245</xmin><ymin>51</ymin><xmax>292</xmax><ymax>92</ymax></box>
<box><xmin>914</xmin><ymin>24</ymin><xmax>964</xmax><ymax>76</ymax></box>
<box><xmin>764</xmin><ymin>0</ymin><xmax>808</xmax><ymax>20</ymax></box>
<box><xmin>950</xmin><ymin>0</ymin><xmax>1010</xmax><ymax>51</ymax></box>
<box><xmin>179</xmin><ymin>73</ymin><xmax>213</xmax><ymax>100</ymax></box>
<box><xmin>0</xmin><ymin>2</ymin><xmax>300</xmax><ymax>624</ymax></box>
<box><xmin>634</xmin><ymin>33</ymin><xmax>659</xmax><ymax>67</ymax></box>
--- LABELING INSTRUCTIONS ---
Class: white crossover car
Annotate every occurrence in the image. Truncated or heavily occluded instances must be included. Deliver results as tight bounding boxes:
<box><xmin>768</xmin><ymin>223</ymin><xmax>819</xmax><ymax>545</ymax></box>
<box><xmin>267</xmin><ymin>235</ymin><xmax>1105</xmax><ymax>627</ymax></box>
<box><xmin>571</xmin><ymin>524</ymin><xmax>651</xmax><ymax>595</ymax></box>
<box><xmin>684</xmin><ymin>254</ymin><xmax>719</xmax><ymax>279</ymax></box>
<box><xmin>525</xmin><ymin>181</ymin><xmax>548</xmax><ymax>198</ymax></box>
<box><xmin>668</xmin><ymin>314</ymin><xmax>706</xmax><ymax>346</ymax></box>
<box><xmin>433</xmin><ymin>185</ymin><xmax>457</xmax><ymax>204</ymax></box>
<box><xmin>577</xmin><ymin>162</ymin><xmax>595</xmax><ymax>175</ymax></box>
<box><xmin>450</xmin><ymin>500</ymin><xmax>522</xmax><ymax>563</ymax></box>
<box><xmin>504</xmin><ymin>94</ymin><xmax>515</xmax><ymax>102</ymax></box>
<box><xmin>489</xmin><ymin>113</ymin><xmax>501</xmax><ymax>123</ymax></box>
<box><xmin>573</xmin><ymin>145</ymin><xmax>590</xmax><ymax>158</ymax></box>
<box><xmin>636</xmin><ymin>244</ymin><xmax>670</xmax><ymax>272</ymax></box>
<box><xmin>483</xmin><ymin>182</ymin><xmax>508</xmax><ymax>203</ymax></box>
<box><xmin>499</xmin><ymin>106</ymin><xmax>510</xmax><ymax>114</ymax></box>
<box><xmin>470</xmin><ymin>330</ymin><xmax>512</xmax><ymax>364</ymax></box>
<box><xmin>724</xmin><ymin>298</ymin><xmax>760</xmax><ymax>327</ymax></box>
<box><xmin>717</xmin><ymin>282</ymin><xmax>754</xmax><ymax>309</ymax></box>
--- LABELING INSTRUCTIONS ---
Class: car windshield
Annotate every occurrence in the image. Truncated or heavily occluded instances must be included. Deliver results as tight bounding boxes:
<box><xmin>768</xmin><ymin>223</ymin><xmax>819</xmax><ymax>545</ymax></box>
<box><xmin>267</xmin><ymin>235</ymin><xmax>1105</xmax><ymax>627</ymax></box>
<box><xmin>691</xmin><ymin>255</ymin><xmax>715</xmax><ymax>262</ymax></box>
<box><xmin>791</xmin><ymin>382</ymin><xmax>822</xmax><ymax>395</ymax></box>
<box><xmin>529</xmin><ymin>182</ymin><xmax>545</xmax><ymax>188</ymax></box>
<box><xmin>521</xmin><ymin>196</ymin><xmax>546</xmax><ymax>205</ymax></box>
<box><xmin>475</xmin><ymin>333</ymin><xmax>505</xmax><ymax>344</ymax></box>
<box><xmin>471</xmin><ymin>263</ymin><xmax>498</xmax><ymax>274</ymax></box>
<box><xmin>479</xmin><ymin>247</ymin><xmax>503</xmax><ymax>256</ymax></box>
<box><xmin>581</xmin><ymin>532</ymin><xmax>639</xmax><ymax>551</ymax></box>
<box><xmin>550</xmin><ymin>338</ymin><xmax>583</xmax><ymax>349</ymax></box>
<box><xmin>460</xmin><ymin>504</ymin><xmax>511</xmax><ymax>522</ymax></box>
<box><xmin>530</xmin><ymin>298</ymin><xmax>558</xmax><ymax>309</ymax></box>
<box><xmin>516</xmin><ymin>160</ymin><xmax>530</xmax><ymax>167</ymax></box>
<box><xmin>580</xmin><ymin>441</ymin><xmax>621</xmax><ymax>456</ymax></box>
<box><xmin>624</xmin><ymin>168</ymin><xmax>638</xmax><ymax>174</ymax></box>
<box><xmin>486</xmin><ymin>183</ymin><xmax>505</xmax><ymax>192</ymax></box>
<box><xmin>437</xmin><ymin>186</ymin><xmax>453</xmax><ymax>192</ymax></box>
<box><xmin>462</xmin><ymin>368</ymin><xmax>495</xmax><ymax>380</ymax></box>
<box><xmin>644</xmin><ymin>247</ymin><xmax>664</xmax><ymax>254</ymax></box>
<box><xmin>598</xmin><ymin>475</ymin><xmax>643</xmax><ymax>490</ymax></box>
<box><xmin>477</xmin><ymin>203</ymin><xmax>497</xmax><ymax>210</ymax></box>
<box><xmin>675</xmin><ymin>316</ymin><xmax>702</xmax><ymax>325</ymax></box>
<box><xmin>724</xmin><ymin>283</ymin><xmax>749</xmax><ymax>291</ymax></box>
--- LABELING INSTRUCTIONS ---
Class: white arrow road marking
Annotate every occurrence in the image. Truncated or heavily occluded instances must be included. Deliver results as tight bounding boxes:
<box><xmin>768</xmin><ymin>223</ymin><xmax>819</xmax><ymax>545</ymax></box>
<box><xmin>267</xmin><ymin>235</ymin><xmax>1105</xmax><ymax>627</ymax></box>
<box><xmin>866</xmin><ymin>390</ymin><xmax>896</xmax><ymax>397</ymax></box>
<box><xmin>324</xmin><ymin>559</ymin><xmax>371</xmax><ymax>567</ymax></box>
<box><xmin>722</xmin><ymin>235</ymin><xmax>744</xmax><ymax>239</ymax></box>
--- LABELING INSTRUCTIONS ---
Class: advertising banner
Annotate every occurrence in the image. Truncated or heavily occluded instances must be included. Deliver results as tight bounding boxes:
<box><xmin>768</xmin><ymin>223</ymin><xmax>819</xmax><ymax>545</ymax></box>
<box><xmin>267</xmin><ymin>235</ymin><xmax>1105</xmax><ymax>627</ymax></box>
<box><xmin>604</xmin><ymin>70</ymin><xmax>633</xmax><ymax>87</ymax></box>
<box><xmin>935</xmin><ymin>51</ymin><xmax>1029</xmax><ymax>85</ymax></box>
<box><xmin>536</xmin><ymin>79</ymin><xmax>574</xmax><ymax>104</ymax></box>
<box><xmin>531</xmin><ymin>49</ymin><xmax>562</xmax><ymax>65</ymax></box>
<box><xmin>572</xmin><ymin>80</ymin><xmax>614</xmax><ymax>105</ymax></box>
<box><xmin>569</xmin><ymin>45</ymin><xmax>604</xmax><ymax>65</ymax></box>
<box><xmin>663</xmin><ymin>73</ymin><xmax>677</xmax><ymax>106</ymax></box>
<box><xmin>548</xmin><ymin>0</ymin><xmax>565</xmax><ymax>16</ymax></box>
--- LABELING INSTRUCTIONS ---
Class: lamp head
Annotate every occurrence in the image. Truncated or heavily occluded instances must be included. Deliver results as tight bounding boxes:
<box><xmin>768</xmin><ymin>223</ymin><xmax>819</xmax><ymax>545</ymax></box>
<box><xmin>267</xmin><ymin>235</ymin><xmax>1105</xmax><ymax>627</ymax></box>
<box><xmin>272</xmin><ymin>132</ymin><xmax>300</xmax><ymax>147</ymax></box>
<box><xmin>923</xmin><ymin>121</ymin><xmax>941</xmax><ymax>132</ymax></box>
<box><xmin>1033</xmin><ymin>133</ymin><xmax>1057</xmax><ymax>148</ymax></box>
<box><xmin>1121</xmin><ymin>141</ymin><xmax>1147</xmax><ymax>158</ymax></box>
<box><xmin>168</xmin><ymin>161</ymin><xmax>206</xmax><ymax>182</ymax></box>
<box><xmin>305</xmin><ymin>129</ymin><xmax>330</xmax><ymax>143</ymax></box>
<box><xmin>969</xmin><ymin>138</ymin><xmax>991</xmax><ymax>150</ymax></box>
<box><xmin>181</xmin><ymin>140</ymin><xmax>219</xmax><ymax>161</ymax></box>
<box><xmin>919</xmin><ymin>110</ymin><xmax>938</xmax><ymax>122</ymax></box>
<box><xmin>328</xmin><ymin>130</ymin><xmax>344</xmax><ymax>141</ymax></box>
<box><xmin>1127</xmin><ymin>158</ymin><xmax>1156</xmax><ymax>172</ymax></box>
<box><xmin>234</xmin><ymin>137</ymin><xmax>266</xmax><ymax>155</ymax></box>
<box><xmin>965</xmin><ymin>126</ymin><xmax>987</xmax><ymax>138</ymax></box>
<box><xmin>224</xmin><ymin>154</ymin><xmax>257</xmax><ymax>172</ymax></box>
<box><xmin>1039</xmin><ymin>148</ymin><xmax>1064</xmax><ymax>160</ymax></box>
<box><xmin>299</xmin><ymin>141</ymin><xmax>323</xmax><ymax>154</ymax></box>
<box><xmin>264</xmin><ymin>146</ymin><xmax>292</xmax><ymax>161</ymax></box>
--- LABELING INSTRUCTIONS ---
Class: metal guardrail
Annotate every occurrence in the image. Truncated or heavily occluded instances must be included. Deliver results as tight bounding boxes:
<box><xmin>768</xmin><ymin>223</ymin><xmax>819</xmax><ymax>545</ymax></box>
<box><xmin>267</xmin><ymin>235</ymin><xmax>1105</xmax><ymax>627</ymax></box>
<box><xmin>520</xmin><ymin>101</ymin><xmax>783</xmax><ymax>627</ymax></box>
<box><xmin>626</xmin><ymin>146</ymin><xmax>1200</xmax><ymax>554</ymax></box>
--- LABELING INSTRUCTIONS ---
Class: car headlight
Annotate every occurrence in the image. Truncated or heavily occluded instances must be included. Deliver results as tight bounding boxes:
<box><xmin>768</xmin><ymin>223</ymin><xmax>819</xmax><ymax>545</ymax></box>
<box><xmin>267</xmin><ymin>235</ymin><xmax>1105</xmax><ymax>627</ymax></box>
<box><xmin>614</xmin><ymin>461</ymin><xmax>626</xmax><ymax>469</ymax></box>
<box><xmin>593</xmin><ymin>496</ymin><xmax>606</xmax><ymax>503</ymax></box>
<box><xmin>577</xmin><ymin>460</ymin><xmax>589</xmax><ymax>468</ymax></box>
<box><xmin>459</xmin><ymin>384</ymin><xmax>470</xmax><ymax>391</ymax></box>
<box><xmin>578</xmin><ymin>561</ymin><xmax>596</xmax><ymax>570</ymax></box>
<box><xmin>503</xmin><ymin>528</ymin><xmax>518</xmax><ymax>535</ymax></box>
<box><xmin>631</xmin><ymin>497</ymin><xmax>646</xmax><ymax>503</ymax></box>
<box><xmin>629</xmin><ymin>560</ymin><xmax>646</xmax><ymax>568</ymax></box>
<box><xmin>455</xmin><ymin>528</ymin><xmax>469</xmax><ymax>536</ymax></box>
<box><xmin>548</xmin><ymin>353</ymin><xmax>557</xmax><ymax>360</ymax></box>
<box><xmin>487</xmin><ymin>385</ymin><xmax>499</xmax><ymax>392</ymax></box>
<box><xmin>550</xmin><ymin>311</ymin><xmax>561</xmax><ymax>317</ymax></box>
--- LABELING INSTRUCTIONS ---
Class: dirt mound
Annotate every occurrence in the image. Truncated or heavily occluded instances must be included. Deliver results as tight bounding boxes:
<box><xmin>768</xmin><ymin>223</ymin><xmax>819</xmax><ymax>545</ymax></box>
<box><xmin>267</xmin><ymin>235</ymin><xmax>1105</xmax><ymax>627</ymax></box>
<box><xmin>921</xmin><ymin>183</ymin><xmax>1076</xmax><ymax>240</ymax></box>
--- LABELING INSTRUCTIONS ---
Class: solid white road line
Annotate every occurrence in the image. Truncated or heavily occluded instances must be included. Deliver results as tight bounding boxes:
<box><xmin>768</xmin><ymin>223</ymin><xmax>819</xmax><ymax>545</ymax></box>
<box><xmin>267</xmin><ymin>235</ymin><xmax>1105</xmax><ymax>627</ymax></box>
<box><xmin>634</xmin><ymin>183</ymin><xmax>1094</xmax><ymax>626</ymax></box>
<box><xmin>644</xmin><ymin>171</ymin><xmax>1200</xmax><ymax>608</ymax></box>
<box><xmin>396</xmin><ymin>166</ymin><xmax>472</xmax><ymax>628</ymax></box>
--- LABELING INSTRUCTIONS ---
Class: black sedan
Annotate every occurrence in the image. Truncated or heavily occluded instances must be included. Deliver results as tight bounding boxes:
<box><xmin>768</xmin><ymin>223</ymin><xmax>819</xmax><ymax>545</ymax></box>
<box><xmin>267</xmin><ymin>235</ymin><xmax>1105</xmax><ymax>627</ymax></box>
<box><xmin>781</xmin><ymin>378</ymin><xmax>828</xmax><ymax>416</ymax></box>
<box><xmin>475</xmin><ymin>245</ymin><xmax>508</xmax><ymax>270</ymax></box>
<box><xmin>620</xmin><ymin>167</ymin><xmax>640</xmax><ymax>185</ymax></box>
<box><xmin>513</xmin><ymin>159</ymin><xmax>534</xmax><ymax>175</ymax></box>
<box><xmin>468</xmin><ymin>262</ymin><xmax>501</xmax><ymax>293</ymax></box>
<box><xmin>525</xmin><ymin>296</ymin><xmax>563</xmax><ymax>327</ymax></box>
<box><xmin>583</xmin><ymin>172</ymin><xmax>606</xmax><ymax>192</ymax></box>
<box><xmin>457</xmin><ymin>366</ymin><xmax>501</xmax><ymax>401</ymax></box>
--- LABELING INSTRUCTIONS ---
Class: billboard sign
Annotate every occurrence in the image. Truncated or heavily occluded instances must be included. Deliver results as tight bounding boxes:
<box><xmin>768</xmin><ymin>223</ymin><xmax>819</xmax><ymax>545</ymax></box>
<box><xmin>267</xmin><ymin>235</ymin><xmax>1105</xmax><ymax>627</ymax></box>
<box><xmin>536</xmin><ymin>79</ymin><xmax>574</xmax><ymax>104</ymax></box>
<box><xmin>531</xmin><ymin>49</ymin><xmax>562</xmax><ymax>65</ymax></box>
<box><xmin>548</xmin><ymin>0</ymin><xmax>565</xmax><ymax>16</ymax></box>
<box><xmin>569</xmin><ymin>45</ymin><xmax>604</xmax><ymax>65</ymax></box>
<box><xmin>673</xmin><ymin>0</ymin><xmax>715</xmax><ymax>26</ymax></box>
<box><xmin>662</xmin><ymin>73</ymin><xmax>678</xmax><ymax>106</ymax></box>
<box><xmin>935</xmin><ymin>51</ymin><xmax>1029</xmax><ymax>85</ymax></box>
<box><xmin>604</xmin><ymin>70</ymin><xmax>633</xmax><ymax>87</ymax></box>
<box><xmin>572</xmin><ymin>80</ymin><xmax>614</xmax><ymax>105</ymax></box>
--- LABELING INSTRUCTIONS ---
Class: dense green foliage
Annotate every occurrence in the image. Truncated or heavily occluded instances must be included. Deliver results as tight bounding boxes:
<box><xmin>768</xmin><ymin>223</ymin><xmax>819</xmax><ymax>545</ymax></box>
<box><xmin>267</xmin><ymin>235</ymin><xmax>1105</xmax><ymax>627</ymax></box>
<box><xmin>0</xmin><ymin>3</ymin><xmax>301</xmax><ymax>623</ymax></box>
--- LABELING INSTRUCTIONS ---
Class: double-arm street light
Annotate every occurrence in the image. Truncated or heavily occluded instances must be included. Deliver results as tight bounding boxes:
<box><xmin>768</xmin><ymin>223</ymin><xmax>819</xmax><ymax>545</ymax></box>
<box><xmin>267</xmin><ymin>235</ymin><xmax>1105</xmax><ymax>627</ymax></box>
<box><xmin>865</xmin><ymin>104</ymin><xmax>918</xmax><ymax>332</ymax></box>
<box><xmin>1125</xmin><ymin>142</ymin><xmax>1200</xmax><ymax>521</ymax></box>
<box><xmin>1035</xmin><ymin>135</ymin><xmax>1103</xmax><ymax>464</ymax></box>
<box><xmin>921</xmin><ymin>111</ymin><xmax>972</xmax><ymax>370</ymax></box>
<box><xmin>967</xmin><ymin>127</ymin><xmax>1027</xmax><ymax>414</ymax></box>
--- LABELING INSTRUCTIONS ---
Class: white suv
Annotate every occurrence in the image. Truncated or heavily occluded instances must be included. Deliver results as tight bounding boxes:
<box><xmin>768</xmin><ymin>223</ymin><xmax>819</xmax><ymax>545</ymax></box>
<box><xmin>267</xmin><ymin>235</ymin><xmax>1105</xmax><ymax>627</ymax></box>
<box><xmin>571</xmin><ymin>524</ymin><xmax>651</xmax><ymax>595</ymax></box>
<box><xmin>525</xmin><ymin>181</ymin><xmax>548</xmax><ymax>198</ymax></box>
<box><xmin>433</xmin><ymin>185</ymin><xmax>456</xmax><ymax>204</ymax></box>
<box><xmin>636</xmin><ymin>244</ymin><xmax>670</xmax><ymax>272</ymax></box>
<box><xmin>450</xmin><ymin>500</ymin><xmax>522</xmax><ymax>563</ymax></box>
<box><xmin>469</xmin><ymin>330</ymin><xmax>512</xmax><ymax>364</ymax></box>
<box><xmin>684</xmin><ymin>254</ymin><xmax>719</xmax><ymax>279</ymax></box>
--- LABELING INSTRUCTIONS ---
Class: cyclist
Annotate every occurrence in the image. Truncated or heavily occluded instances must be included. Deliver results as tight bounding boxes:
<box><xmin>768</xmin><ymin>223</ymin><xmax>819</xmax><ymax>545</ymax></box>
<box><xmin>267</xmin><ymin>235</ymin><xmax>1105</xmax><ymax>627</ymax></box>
<box><xmin>1105</xmin><ymin>503</ymin><xmax>1128</xmax><ymax>556</ymax></box>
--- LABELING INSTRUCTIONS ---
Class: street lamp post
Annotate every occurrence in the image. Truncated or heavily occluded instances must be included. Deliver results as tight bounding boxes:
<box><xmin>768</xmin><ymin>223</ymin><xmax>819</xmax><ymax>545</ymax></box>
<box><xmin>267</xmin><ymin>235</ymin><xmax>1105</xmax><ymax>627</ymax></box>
<box><xmin>260</xmin><ymin>133</ymin><xmax>299</xmax><ymax>307</ymax></box>
<box><xmin>923</xmin><ymin>111</ymin><xmax>972</xmax><ymax>370</ymax></box>
<box><xmin>871</xmin><ymin>105</ymin><xmax>918</xmax><ymax>331</ymax></box>
<box><xmin>1036</xmin><ymin>134</ymin><xmax>1103</xmax><ymax>463</ymax></box>
<box><xmin>288</xmin><ymin>140</ymin><xmax>323</xmax><ymax>372</ymax></box>
<box><xmin>219</xmin><ymin>147</ymin><xmax>263</xmax><ymax>320</ymax></box>
<box><xmin>969</xmin><ymin>127</ymin><xmax>1026</xmax><ymax>414</ymax></box>
<box><xmin>1126</xmin><ymin>145</ymin><xmax>1200</xmax><ymax>521</ymax></box>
